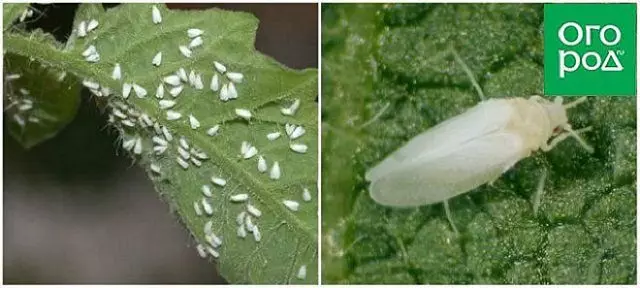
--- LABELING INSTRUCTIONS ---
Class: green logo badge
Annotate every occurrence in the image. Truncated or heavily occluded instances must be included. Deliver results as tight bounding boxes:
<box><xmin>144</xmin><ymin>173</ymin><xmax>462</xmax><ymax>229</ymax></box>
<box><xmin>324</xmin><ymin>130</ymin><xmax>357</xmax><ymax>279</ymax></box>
<box><xmin>544</xmin><ymin>4</ymin><xmax>636</xmax><ymax>96</ymax></box>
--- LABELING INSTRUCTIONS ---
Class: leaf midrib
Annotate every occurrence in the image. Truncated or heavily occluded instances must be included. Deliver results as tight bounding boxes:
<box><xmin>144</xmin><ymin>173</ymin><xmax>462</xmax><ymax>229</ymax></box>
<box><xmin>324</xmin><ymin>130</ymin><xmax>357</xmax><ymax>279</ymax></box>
<box><xmin>5</xmin><ymin>33</ymin><xmax>316</xmax><ymax>122</ymax></box>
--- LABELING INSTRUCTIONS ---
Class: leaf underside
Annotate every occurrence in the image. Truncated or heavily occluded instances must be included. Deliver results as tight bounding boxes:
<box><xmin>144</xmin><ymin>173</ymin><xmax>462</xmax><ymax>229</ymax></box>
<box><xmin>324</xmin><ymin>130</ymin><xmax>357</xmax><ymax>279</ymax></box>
<box><xmin>322</xmin><ymin>3</ymin><xmax>635</xmax><ymax>284</ymax></box>
<box><xmin>4</xmin><ymin>5</ymin><xmax>81</xmax><ymax>149</ymax></box>
<box><xmin>4</xmin><ymin>3</ymin><xmax>318</xmax><ymax>284</ymax></box>
<box><xmin>4</xmin><ymin>49</ymin><xmax>81</xmax><ymax>149</ymax></box>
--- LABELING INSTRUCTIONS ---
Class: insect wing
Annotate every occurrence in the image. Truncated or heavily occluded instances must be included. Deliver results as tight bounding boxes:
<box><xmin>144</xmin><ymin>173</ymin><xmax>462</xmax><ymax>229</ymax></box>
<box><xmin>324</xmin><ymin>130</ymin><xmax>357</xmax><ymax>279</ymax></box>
<box><xmin>369</xmin><ymin>132</ymin><xmax>525</xmax><ymax>207</ymax></box>
<box><xmin>366</xmin><ymin>99</ymin><xmax>514</xmax><ymax>181</ymax></box>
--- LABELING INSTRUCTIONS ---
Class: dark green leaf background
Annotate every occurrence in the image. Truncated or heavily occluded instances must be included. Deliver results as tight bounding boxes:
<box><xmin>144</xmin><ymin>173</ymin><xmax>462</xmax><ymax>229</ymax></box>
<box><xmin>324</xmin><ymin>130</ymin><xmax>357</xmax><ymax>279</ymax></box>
<box><xmin>322</xmin><ymin>3</ymin><xmax>636</xmax><ymax>284</ymax></box>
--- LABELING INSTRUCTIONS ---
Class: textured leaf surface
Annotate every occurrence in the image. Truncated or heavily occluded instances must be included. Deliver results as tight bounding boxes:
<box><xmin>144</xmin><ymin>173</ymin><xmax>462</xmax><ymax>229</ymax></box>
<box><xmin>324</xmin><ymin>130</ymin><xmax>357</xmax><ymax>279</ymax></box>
<box><xmin>4</xmin><ymin>3</ymin><xmax>317</xmax><ymax>284</ymax></box>
<box><xmin>322</xmin><ymin>3</ymin><xmax>635</xmax><ymax>284</ymax></box>
<box><xmin>3</xmin><ymin>3</ymin><xmax>29</xmax><ymax>27</ymax></box>
<box><xmin>3</xmin><ymin>28</ymin><xmax>81</xmax><ymax>149</ymax></box>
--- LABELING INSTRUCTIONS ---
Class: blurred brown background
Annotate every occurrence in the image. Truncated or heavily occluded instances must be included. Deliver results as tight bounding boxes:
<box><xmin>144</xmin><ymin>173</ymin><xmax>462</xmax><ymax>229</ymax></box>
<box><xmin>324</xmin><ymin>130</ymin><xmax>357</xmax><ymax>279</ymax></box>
<box><xmin>3</xmin><ymin>3</ymin><xmax>317</xmax><ymax>284</ymax></box>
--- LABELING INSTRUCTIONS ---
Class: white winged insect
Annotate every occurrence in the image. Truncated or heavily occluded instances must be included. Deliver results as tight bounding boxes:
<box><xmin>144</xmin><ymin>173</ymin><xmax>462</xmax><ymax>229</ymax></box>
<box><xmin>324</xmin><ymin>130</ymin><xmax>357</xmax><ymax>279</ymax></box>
<box><xmin>366</xmin><ymin>96</ymin><xmax>593</xmax><ymax>206</ymax></box>
<box><xmin>365</xmin><ymin>49</ymin><xmax>594</xmax><ymax>231</ymax></box>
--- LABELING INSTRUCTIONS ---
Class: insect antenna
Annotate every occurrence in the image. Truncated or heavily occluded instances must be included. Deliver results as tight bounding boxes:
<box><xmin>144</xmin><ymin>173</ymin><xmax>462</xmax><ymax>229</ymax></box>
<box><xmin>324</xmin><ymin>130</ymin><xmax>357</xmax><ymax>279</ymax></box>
<box><xmin>563</xmin><ymin>96</ymin><xmax>588</xmax><ymax>109</ymax></box>
<box><xmin>359</xmin><ymin>102</ymin><xmax>390</xmax><ymax>129</ymax></box>
<box><xmin>450</xmin><ymin>47</ymin><xmax>485</xmax><ymax>101</ymax></box>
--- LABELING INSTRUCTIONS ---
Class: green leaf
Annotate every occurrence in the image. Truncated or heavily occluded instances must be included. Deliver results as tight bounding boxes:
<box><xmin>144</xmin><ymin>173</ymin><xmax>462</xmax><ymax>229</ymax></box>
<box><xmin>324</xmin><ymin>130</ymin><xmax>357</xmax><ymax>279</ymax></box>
<box><xmin>4</xmin><ymin>4</ymin><xmax>317</xmax><ymax>284</ymax></box>
<box><xmin>65</xmin><ymin>3</ymin><xmax>106</xmax><ymax>51</ymax></box>
<box><xmin>4</xmin><ymin>31</ymin><xmax>81</xmax><ymax>149</ymax></box>
<box><xmin>321</xmin><ymin>4</ymin><xmax>381</xmax><ymax>282</ymax></box>
<box><xmin>322</xmin><ymin>3</ymin><xmax>635</xmax><ymax>284</ymax></box>
<box><xmin>3</xmin><ymin>3</ymin><xmax>29</xmax><ymax>28</ymax></box>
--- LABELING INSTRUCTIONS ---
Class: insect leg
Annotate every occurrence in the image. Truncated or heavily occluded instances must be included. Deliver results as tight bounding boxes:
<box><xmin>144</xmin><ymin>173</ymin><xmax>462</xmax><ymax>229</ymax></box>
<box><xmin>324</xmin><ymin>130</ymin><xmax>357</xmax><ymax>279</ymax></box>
<box><xmin>571</xmin><ymin>126</ymin><xmax>593</xmax><ymax>134</ymax></box>
<box><xmin>542</xmin><ymin>126</ymin><xmax>593</xmax><ymax>153</ymax></box>
<box><xmin>564</xmin><ymin>125</ymin><xmax>594</xmax><ymax>153</ymax></box>
<box><xmin>531</xmin><ymin>168</ymin><xmax>547</xmax><ymax>216</ymax></box>
<box><xmin>541</xmin><ymin>133</ymin><xmax>571</xmax><ymax>151</ymax></box>
<box><xmin>443</xmin><ymin>200</ymin><xmax>459</xmax><ymax>234</ymax></box>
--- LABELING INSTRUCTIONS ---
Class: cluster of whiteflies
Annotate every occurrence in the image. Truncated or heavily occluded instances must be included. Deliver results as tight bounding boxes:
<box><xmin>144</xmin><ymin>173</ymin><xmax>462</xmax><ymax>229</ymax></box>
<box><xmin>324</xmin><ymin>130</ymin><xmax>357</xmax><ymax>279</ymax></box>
<box><xmin>10</xmin><ymin>5</ymin><xmax>315</xmax><ymax>279</ymax></box>
<box><xmin>4</xmin><ymin>74</ymin><xmax>43</xmax><ymax>128</ymax></box>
